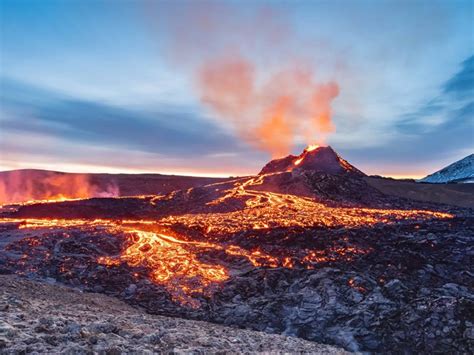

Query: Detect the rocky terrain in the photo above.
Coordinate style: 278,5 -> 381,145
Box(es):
0,275 -> 345,354
0,211 -> 472,353
0,147 -> 473,353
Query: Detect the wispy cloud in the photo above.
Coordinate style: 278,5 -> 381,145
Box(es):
396,55 -> 473,138
339,55 -> 474,175
0,77 -> 245,156
0,77 -> 265,175
443,55 -> 474,98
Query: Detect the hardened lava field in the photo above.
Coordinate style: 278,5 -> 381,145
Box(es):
0,159 -> 473,353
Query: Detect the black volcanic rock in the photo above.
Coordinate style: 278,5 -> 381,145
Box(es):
257,155 -> 298,175
1,213 -> 472,353
259,146 -> 365,176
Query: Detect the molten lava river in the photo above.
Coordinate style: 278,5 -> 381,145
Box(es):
0,182 -> 453,308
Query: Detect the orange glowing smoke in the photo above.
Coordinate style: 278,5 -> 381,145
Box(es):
158,3 -> 341,158
198,59 -> 339,158
0,170 -> 119,204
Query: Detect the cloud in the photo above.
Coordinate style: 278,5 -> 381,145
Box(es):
442,55 -> 474,98
339,55 -> 474,173
0,77 -> 271,175
395,55 -> 473,138
0,77 -> 247,157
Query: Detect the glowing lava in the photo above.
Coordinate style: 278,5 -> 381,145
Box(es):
293,144 -> 320,166
0,215 -> 385,307
305,144 -> 320,152
98,230 -> 229,307
0,173 -> 454,308
294,157 -> 304,166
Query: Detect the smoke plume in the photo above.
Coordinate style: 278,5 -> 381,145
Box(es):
0,170 -> 119,204
155,3 -> 340,157
198,59 -> 339,157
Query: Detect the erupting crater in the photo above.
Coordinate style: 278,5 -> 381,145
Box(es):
259,145 -> 365,176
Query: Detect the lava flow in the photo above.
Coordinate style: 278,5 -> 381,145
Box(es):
294,144 -> 319,165
0,216 -> 375,307
0,146 -> 457,309
0,174 -> 453,307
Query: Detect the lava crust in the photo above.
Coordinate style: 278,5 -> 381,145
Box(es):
0,149 -> 473,353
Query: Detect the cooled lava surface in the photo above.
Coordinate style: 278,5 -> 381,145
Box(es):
0,147 -> 472,353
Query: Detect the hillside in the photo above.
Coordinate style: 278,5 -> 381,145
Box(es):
420,154 -> 474,183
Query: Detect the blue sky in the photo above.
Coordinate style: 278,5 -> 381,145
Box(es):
0,0 -> 472,177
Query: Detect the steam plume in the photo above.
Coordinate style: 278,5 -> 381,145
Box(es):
154,3 -> 340,157
198,59 -> 339,157
0,170 -> 119,204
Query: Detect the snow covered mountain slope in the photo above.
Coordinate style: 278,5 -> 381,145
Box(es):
419,154 -> 474,183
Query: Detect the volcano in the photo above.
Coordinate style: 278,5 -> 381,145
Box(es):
4,146 -> 386,220
0,146 -> 472,354
259,145 -> 365,176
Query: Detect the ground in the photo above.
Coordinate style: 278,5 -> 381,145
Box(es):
365,176 -> 474,208
0,170 -> 473,353
0,275 -> 346,354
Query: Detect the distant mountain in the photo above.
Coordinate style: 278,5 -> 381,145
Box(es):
420,154 -> 474,183
259,145 -> 365,176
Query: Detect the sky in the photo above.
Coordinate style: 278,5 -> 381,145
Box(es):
0,0 -> 473,178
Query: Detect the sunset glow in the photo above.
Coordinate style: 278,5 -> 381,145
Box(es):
1,1 -> 471,177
